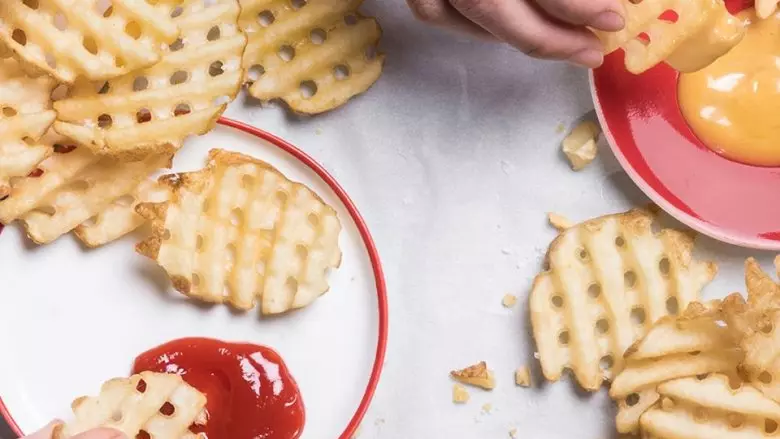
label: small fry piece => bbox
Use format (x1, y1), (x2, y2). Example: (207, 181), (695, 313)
(0, 56), (56, 198)
(136, 149), (342, 315)
(450, 361), (495, 390)
(595, 0), (745, 74)
(452, 384), (469, 404)
(562, 121), (600, 171)
(238, 0), (384, 114)
(58, 372), (206, 439)
(53, 0), (246, 160)
(547, 212), (574, 231)
(515, 366), (531, 387)
(502, 294), (517, 308)
(530, 208), (717, 391)
(0, 0), (180, 83)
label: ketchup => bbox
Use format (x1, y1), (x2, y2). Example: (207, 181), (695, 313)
(133, 338), (305, 439)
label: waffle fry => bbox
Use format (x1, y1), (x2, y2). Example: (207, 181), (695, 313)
(135, 149), (342, 315)
(0, 0), (180, 83)
(0, 56), (56, 198)
(53, 0), (246, 160)
(74, 179), (170, 247)
(640, 374), (780, 439)
(0, 144), (169, 245)
(530, 208), (717, 391)
(59, 372), (206, 439)
(239, 0), (384, 114)
(617, 388), (660, 434)
(722, 257), (780, 405)
(611, 301), (741, 433)
(595, 0), (746, 74)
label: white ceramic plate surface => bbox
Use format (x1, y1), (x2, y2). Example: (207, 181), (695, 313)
(0, 121), (387, 439)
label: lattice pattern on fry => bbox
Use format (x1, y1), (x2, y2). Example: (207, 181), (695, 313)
(136, 149), (342, 315)
(0, 0), (181, 83)
(59, 372), (206, 439)
(239, 0), (383, 114)
(53, 0), (246, 160)
(74, 178), (170, 247)
(722, 257), (780, 405)
(530, 208), (717, 391)
(0, 56), (56, 198)
(595, 0), (745, 74)
(0, 143), (169, 245)
(611, 301), (741, 433)
(640, 374), (780, 438)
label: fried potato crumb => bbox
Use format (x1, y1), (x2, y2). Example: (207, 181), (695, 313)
(509, 428), (518, 438)
(453, 384), (470, 403)
(481, 403), (493, 414)
(502, 294), (518, 308)
(515, 366), (532, 387)
(451, 361), (496, 390)
(562, 120), (601, 171)
(547, 212), (574, 231)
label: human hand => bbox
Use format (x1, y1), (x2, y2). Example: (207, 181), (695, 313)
(406, 0), (626, 68)
(24, 421), (126, 439)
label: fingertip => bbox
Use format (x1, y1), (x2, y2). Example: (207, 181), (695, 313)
(568, 48), (605, 69)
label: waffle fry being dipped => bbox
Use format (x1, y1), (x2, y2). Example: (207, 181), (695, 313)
(529, 208), (717, 391)
(239, 0), (383, 114)
(57, 372), (206, 439)
(596, 0), (746, 74)
(136, 149), (342, 315)
(0, 56), (56, 199)
(53, 0), (246, 160)
(0, 0), (180, 83)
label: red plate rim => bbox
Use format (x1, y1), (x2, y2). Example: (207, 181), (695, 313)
(588, 70), (780, 250)
(0, 117), (390, 439)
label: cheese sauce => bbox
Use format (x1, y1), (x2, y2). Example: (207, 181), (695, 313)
(678, 9), (780, 166)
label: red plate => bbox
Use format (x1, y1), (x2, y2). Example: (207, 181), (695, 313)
(590, 0), (780, 249)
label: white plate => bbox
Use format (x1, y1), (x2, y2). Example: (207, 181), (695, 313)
(0, 120), (388, 439)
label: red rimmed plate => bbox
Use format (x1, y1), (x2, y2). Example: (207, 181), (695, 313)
(590, 0), (780, 249)
(0, 118), (388, 439)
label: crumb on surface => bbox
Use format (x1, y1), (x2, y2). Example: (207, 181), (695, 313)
(547, 212), (574, 231)
(502, 294), (517, 308)
(453, 384), (470, 403)
(509, 427), (518, 438)
(515, 366), (531, 387)
(481, 402), (493, 414)
(451, 361), (496, 390)
(556, 123), (565, 133)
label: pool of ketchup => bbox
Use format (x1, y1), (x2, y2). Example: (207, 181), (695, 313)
(133, 337), (305, 439)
